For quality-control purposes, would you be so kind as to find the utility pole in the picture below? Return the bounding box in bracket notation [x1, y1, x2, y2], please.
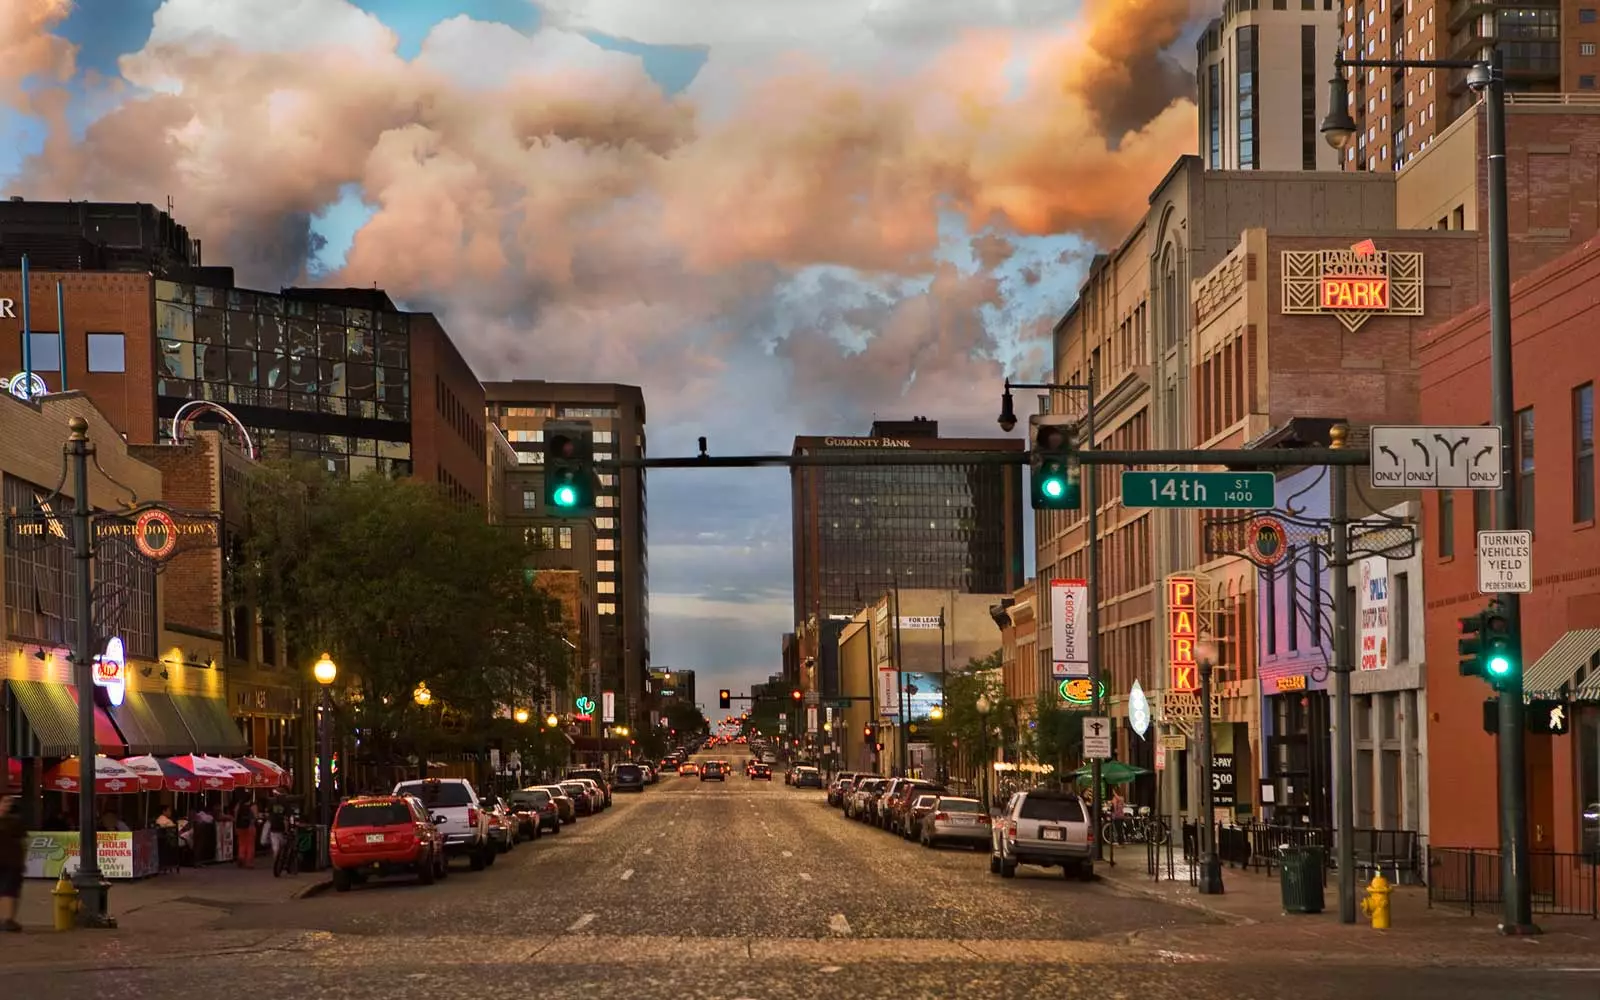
[1084, 363, 1103, 861]
[1330, 436, 1357, 922]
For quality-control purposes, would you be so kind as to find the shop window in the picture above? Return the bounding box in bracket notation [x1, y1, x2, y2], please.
[27, 333, 60, 371]
[1580, 704, 1600, 855]
[1576, 384, 1594, 522]
[1437, 491, 1455, 558]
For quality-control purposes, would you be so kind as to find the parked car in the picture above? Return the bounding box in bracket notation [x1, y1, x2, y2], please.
[885, 780, 945, 835]
[392, 777, 493, 871]
[846, 778, 887, 820]
[904, 793, 940, 840]
[919, 796, 991, 849]
[509, 788, 560, 837]
[483, 797, 517, 853]
[559, 780, 599, 816]
[700, 761, 727, 782]
[330, 794, 449, 891]
[990, 788, 1094, 880]
[827, 772, 857, 806]
[566, 767, 613, 807]
[612, 762, 647, 793]
[792, 766, 824, 789]
[536, 784, 577, 826]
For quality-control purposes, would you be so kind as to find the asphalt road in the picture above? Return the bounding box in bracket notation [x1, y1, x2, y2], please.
[4, 754, 1599, 999]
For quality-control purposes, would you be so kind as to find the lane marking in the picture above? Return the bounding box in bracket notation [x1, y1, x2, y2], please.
[643, 847, 654, 855]
[827, 913, 852, 936]
[781, 850, 793, 858]
[620, 869, 635, 881]
[567, 913, 595, 932]
[799, 872, 812, 881]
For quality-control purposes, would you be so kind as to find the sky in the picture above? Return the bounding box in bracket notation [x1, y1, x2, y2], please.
[0, 0, 1209, 714]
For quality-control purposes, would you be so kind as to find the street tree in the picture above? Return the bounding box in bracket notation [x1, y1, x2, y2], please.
[926, 650, 1013, 786]
[235, 462, 575, 762]
[1026, 694, 1084, 781]
[661, 700, 709, 737]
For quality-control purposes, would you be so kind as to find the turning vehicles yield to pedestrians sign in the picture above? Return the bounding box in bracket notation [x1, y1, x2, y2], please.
[1082, 716, 1111, 759]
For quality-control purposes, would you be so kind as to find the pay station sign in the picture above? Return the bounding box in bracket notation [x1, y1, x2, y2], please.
[1477, 530, 1532, 593]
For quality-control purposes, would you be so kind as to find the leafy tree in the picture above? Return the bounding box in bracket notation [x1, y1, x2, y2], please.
[925, 650, 1015, 783]
[661, 700, 708, 737]
[1026, 695, 1085, 782]
[235, 462, 574, 762]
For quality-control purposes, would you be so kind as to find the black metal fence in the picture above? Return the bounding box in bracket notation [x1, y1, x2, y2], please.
[1428, 847, 1600, 918]
[1124, 817, 1421, 885]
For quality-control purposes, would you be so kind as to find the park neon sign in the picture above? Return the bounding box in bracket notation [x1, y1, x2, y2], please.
[1319, 275, 1389, 310]
[1167, 575, 1199, 694]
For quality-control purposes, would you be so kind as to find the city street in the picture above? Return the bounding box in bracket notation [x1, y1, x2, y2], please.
[3, 757, 1599, 999]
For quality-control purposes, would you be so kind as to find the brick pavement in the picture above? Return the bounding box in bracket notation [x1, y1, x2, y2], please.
[11, 862, 324, 934]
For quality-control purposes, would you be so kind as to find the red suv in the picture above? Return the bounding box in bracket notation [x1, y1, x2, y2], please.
[329, 794, 448, 891]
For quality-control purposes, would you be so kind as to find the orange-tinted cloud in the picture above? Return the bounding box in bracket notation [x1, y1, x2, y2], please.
[0, 0, 75, 111]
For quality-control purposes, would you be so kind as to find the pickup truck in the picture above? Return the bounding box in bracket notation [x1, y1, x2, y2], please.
[393, 777, 494, 871]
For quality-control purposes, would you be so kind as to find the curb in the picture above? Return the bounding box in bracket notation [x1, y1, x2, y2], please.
[1096, 870, 1261, 926]
[292, 879, 332, 900]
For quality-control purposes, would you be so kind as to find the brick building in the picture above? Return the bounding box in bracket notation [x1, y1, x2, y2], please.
[0, 392, 244, 824]
[1419, 233, 1600, 860]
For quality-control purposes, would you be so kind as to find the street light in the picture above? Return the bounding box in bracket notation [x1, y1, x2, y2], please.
[313, 653, 337, 840]
[514, 707, 530, 724]
[545, 713, 560, 729]
[976, 694, 991, 811]
[1320, 48, 1533, 936]
[929, 705, 944, 721]
[412, 682, 431, 707]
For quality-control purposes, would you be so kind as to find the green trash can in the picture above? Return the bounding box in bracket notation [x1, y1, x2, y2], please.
[1279, 846, 1325, 914]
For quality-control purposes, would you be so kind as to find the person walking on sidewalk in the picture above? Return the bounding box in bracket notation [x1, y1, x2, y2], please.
[0, 794, 25, 932]
[265, 793, 289, 864]
[234, 797, 258, 869]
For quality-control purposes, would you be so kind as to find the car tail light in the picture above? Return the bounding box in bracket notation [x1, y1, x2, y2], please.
[1007, 821, 1018, 838]
[1086, 825, 1095, 842]
[978, 814, 991, 825]
[933, 812, 949, 821]
[467, 807, 479, 827]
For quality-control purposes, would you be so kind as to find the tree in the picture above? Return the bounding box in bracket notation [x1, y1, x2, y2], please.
[661, 700, 708, 737]
[235, 462, 574, 763]
[1026, 695, 1085, 782]
[925, 650, 1015, 784]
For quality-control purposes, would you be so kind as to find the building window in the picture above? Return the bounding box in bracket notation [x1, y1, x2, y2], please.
[1437, 491, 1455, 558]
[558, 526, 573, 550]
[1301, 25, 1319, 169]
[1583, 42, 1597, 56]
[1583, 75, 1598, 89]
[597, 559, 615, 573]
[4, 475, 77, 645]
[539, 526, 556, 548]
[595, 517, 615, 531]
[597, 581, 615, 595]
[1392, 571, 1410, 662]
[597, 495, 615, 508]
[1309, 544, 1322, 645]
[593, 430, 613, 444]
[596, 537, 614, 551]
[598, 602, 616, 616]
[522, 490, 538, 511]
[1286, 547, 1299, 652]
[27, 333, 61, 372]
[1583, 8, 1598, 22]
[1265, 566, 1278, 655]
[1236, 25, 1259, 169]
[1577, 383, 1595, 522]
[1208, 63, 1222, 168]
[87, 333, 126, 373]
[1517, 407, 1535, 532]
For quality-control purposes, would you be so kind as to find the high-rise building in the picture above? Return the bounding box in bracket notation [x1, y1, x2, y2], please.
[790, 417, 1025, 679]
[1335, 0, 1598, 172]
[484, 381, 649, 727]
[1195, 0, 1346, 171]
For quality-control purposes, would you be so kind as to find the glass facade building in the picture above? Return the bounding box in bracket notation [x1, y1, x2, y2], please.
[154, 281, 413, 478]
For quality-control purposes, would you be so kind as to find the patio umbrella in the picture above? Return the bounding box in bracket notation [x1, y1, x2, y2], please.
[1071, 760, 1151, 785]
[119, 755, 211, 793]
[167, 755, 237, 791]
[44, 757, 143, 795]
[209, 757, 257, 788]
[237, 756, 288, 788]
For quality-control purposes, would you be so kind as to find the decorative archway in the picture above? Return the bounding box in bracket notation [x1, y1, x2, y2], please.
[171, 400, 258, 460]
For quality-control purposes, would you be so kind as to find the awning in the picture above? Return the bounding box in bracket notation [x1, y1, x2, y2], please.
[5, 680, 125, 757]
[1523, 629, 1600, 700]
[168, 694, 247, 754]
[107, 689, 197, 756]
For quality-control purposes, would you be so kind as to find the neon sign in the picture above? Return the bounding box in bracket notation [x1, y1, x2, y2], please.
[171, 400, 259, 460]
[1058, 678, 1107, 706]
[574, 695, 595, 721]
[1128, 679, 1151, 737]
[94, 636, 126, 708]
[1, 372, 47, 401]
[1167, 575, 1199, 693]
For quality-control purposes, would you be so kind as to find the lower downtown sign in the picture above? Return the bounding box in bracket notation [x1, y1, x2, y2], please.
[7, 500, 220, 564]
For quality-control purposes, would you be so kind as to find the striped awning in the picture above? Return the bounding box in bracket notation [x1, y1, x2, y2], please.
[5, 681, 126, 757]
[168, 694, 247, 754]
[1523, 629, 1600, 701]
[108, 689, 197, 756]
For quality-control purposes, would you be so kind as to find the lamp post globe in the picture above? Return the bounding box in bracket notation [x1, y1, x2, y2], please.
[413, 683, 432, 707]
[975, 694, 991, 716]
[545, 713, 560, 728]
[313, 652, 337, 686]
[1319, 72, 1358, 150]
[514, 707, 530, 724]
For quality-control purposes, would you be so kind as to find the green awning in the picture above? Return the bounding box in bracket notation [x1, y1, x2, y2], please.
[5, 680, 126, 757]
[169, 694, 246, 754]
[109, 689, 197, 756]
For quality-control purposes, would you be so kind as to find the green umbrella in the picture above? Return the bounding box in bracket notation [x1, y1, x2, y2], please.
[1071, 760, 1150, 784]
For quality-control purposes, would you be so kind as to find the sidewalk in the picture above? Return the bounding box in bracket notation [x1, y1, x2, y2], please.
[1097, 849, 1600, 960]
[12, 862, 325, 934]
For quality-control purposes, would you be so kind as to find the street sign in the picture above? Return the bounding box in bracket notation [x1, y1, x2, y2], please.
[1159, 732, 1187, 751]
[1370, 425, 1502, 490]
[1211, 754, 1236, 806]
[1477, 530, 1531, 593]
[1082, 716, 1112, 759]
[1121, 471, 1274, 509]
[804, 690, 819, 706]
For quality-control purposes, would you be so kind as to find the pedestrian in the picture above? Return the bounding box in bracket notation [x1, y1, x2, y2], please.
[266, 793, 289, 863]
[0, 793, 25, 932]
[234, 797, 258, 869]
[1110, 786, 1127, 841]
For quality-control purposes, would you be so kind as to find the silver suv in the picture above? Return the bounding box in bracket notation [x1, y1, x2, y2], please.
[990, 788, 1094, 880]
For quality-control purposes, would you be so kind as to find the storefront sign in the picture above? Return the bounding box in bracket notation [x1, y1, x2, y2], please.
[1280, 242, 1425, 333]
[1274, 674, 1308, 693]
[1211, 754, 1236, 807]
[0, 298, 15, 318]
[1359, 556, 1390, 670]
[1, 371, 47, 401]
[1127, 680, 1151, 737]
[93, 636, 126, 707]
[1057, 677, 1107, 706]
[1159, 691, 1223, 720]
[574, 695, 595, 722]
[1167, 575, 1199, 693]
[23, 830, 159, 880]
[1051, 578, 1089, 679]
[898, 616, 942, 630]
[601, 690, 615, 724]
[822, 437, 913, 448]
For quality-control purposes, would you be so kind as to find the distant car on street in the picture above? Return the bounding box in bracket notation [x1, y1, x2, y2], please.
[792, 766, 823, 789]
[700, 761, 727, 782]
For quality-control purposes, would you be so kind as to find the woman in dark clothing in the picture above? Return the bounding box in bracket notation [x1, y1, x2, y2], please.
[0, 794, 25, 931]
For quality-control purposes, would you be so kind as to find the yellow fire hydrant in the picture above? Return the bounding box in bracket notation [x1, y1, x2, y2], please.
[52, 871, 80, 932]
[1360, 873, 1392, 930]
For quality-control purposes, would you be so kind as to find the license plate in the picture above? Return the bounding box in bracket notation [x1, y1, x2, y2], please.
[365, 834, 386, 844]
[1040, 827, 1064, 840]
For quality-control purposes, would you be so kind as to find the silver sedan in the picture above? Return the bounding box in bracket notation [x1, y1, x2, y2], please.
[918, 796, 991, 849]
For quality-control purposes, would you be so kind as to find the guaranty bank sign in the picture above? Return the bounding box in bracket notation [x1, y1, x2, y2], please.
[823, 437, 913, 448]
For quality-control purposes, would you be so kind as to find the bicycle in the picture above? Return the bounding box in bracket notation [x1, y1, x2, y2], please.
[273, 822, 317, 878]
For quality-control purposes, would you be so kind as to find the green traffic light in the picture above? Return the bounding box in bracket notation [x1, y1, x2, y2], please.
[1042, 477, 1065, 499]
[553, 484, 578, 507]
[1487, 654, 1512, 677]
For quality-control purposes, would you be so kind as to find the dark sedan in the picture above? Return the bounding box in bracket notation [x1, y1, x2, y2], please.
[612, 762, 647, 793]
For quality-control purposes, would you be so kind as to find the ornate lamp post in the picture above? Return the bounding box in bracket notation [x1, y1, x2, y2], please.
[976, 694, 991, 812]
[413, 681, 432, 779]
[313, 653, 337, 835]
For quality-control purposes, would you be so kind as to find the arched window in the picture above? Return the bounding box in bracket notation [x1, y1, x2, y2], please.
[1161, 246, 1179, 349]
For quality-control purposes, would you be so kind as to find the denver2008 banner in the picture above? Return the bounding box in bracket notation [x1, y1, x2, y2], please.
[23, 830, 159, 880]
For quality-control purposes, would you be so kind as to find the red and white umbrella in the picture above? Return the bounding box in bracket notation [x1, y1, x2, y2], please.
[44, 757, 143, 795]
[118, 755, 215, 793]
[209, 757, 256, 787]
[237, 756, 288, 788]
[167, 755, 237, 791]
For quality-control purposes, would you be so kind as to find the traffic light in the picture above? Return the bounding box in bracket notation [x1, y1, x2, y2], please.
[543, 420, 599, 515]
[791, 689, 803, 701]
[1028, 413, 1081, 510]
[718, 689, 731, 710]
[1458, 599, 1517, 689]
[863, 724, 874, 739]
